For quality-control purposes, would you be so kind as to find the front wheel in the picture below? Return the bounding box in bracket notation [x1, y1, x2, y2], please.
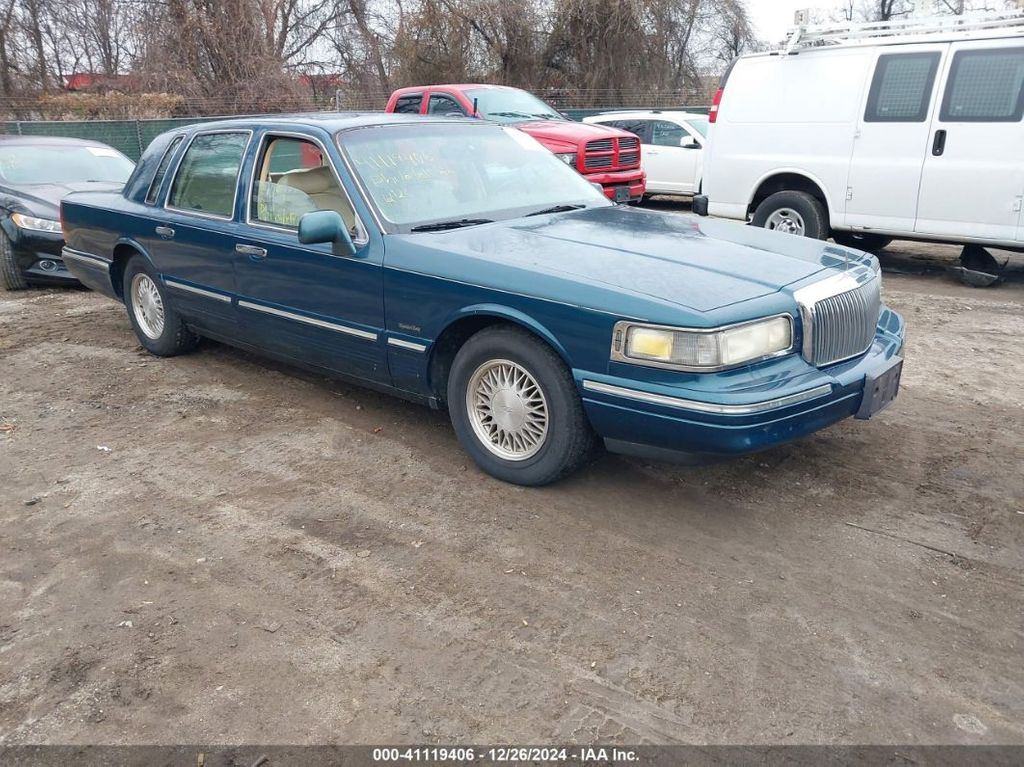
[447, 325, 597, 486]
[0, 231, 28, 290]
[751, 191, 829, 240]
[123, 256, 199, 356]
[832, 231, 893, 252]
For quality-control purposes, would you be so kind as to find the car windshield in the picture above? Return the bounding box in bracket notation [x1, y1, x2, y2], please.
[686, 117, 709, 137]
[0, 144, 135, 185]
[339, 123, 610, 231]
[464, 87, 563, 124]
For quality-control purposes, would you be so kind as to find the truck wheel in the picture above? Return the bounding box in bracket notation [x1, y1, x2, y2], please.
[123, 256, 199, 357]
[832, 232, 892, 252]
[447, 325, 597, 486]
[0, 232, 29, 290]
[752, 191, 828, 240]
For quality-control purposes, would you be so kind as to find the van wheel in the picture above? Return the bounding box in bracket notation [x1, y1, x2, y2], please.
[752, 191, 828, 240]
[0, 232, 29, 290]
[447, 325, 597, 486]
[123, 256, 199, 357]
[832, 232, 893, 252]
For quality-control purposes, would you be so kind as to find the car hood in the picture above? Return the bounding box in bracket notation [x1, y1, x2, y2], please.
[409, 206, 864, 313]
[512, 119, 630, 150]
[1, 181, 124, 219]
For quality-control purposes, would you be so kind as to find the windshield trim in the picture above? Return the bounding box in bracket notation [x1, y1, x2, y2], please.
[335, 122, 610, 235]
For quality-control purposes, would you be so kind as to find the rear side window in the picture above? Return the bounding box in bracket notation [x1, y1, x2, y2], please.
[865, 52, 941, 122]
[393, 93, 423, 114]
[168, 132, 249, 218]
[601, 119, 650, 143]
[145, 135, 184, 205]
[940, 47, 1024, 122]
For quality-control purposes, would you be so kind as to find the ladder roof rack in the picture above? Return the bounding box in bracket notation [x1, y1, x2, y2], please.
[783, 10, 1024, 53]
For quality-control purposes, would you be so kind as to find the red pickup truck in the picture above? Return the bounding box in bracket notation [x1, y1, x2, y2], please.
[385, 84, 646, 203]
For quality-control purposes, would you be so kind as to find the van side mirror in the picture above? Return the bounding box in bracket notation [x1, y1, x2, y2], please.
[298, 210, 357, 256]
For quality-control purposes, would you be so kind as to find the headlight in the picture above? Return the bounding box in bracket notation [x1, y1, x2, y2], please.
[11, 212, 62, 234]
[554, 152, 577, 168]
[611, 316, 794, 371]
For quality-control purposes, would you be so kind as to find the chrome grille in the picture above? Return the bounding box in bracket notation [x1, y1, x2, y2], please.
[584, 155, 613, 170]
[798, 273, 881, 367]
[586, 138, 614, 152]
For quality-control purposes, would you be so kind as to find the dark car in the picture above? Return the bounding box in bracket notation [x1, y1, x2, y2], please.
[60, 115, 905, 486]
[0, 135, 135, 289]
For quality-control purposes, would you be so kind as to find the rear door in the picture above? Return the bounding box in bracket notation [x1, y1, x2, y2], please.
[915, 40, 1024, 244]
[232, 130, 387, 383]
[844, 44, 946, 232]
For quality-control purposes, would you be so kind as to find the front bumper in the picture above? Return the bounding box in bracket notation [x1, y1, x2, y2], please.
[7, 228, 78, 284]
[578, 307, 905, 463]
[585, 169, 646, 202]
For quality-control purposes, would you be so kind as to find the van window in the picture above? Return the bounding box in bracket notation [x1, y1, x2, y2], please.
[167, 132, 249, 218]
[393, 93, 423, 114]
[865, 52, 940, 122]
[940, 47, 1024, 122]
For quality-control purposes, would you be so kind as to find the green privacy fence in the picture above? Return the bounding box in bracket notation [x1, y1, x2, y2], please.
[1, 107, 710, 161]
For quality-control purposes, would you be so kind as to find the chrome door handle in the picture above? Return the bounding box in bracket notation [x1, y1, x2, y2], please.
[155, 226, 175, 239]
[235, 243, 268, 260]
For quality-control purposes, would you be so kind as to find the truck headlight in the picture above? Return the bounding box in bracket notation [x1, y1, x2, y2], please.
[554, 152, 577, 168]
[11, 212, 62, 234]
[611, 316, 794, 371]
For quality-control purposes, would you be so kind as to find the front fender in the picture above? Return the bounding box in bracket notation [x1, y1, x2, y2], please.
[439, 303, 573, 366]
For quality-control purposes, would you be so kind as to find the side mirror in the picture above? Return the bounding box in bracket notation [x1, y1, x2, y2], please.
[680, 139, 701, 150]
[298, 210, 357, 257]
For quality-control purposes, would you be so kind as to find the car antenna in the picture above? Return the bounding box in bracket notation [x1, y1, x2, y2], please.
[472, 97, 479, 118]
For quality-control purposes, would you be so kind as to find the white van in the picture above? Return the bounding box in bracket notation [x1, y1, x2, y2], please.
[695, 13, 1024, 253]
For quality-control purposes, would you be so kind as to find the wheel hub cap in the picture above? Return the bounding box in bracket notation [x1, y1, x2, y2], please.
[131, 273, 165, 340]
[765, 208, 806, 236]
[466, 359, 548, 462]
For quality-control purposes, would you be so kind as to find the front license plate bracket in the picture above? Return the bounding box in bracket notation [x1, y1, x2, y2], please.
[855, 356, 903, 420]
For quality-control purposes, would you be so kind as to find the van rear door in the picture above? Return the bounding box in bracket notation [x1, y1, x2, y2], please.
[914, 40, 1024, 244]
[844, 44, 947, 233]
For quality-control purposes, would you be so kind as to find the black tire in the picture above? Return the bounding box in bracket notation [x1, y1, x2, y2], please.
[123, 256, 199, 357]
[751, 190, 829, 240]
[0, 231, 29, 290]
[447, 325, 597, 486]
[832, 231, 893, 252]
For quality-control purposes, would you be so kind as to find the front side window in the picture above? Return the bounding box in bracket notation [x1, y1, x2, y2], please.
[393, 93, 423, 114]
[339, 123, 609, 231]
[650, 120, 688, 147]
[599, 119, 650, 143]
[250, 135, 359, 236]
[684, 117, 709, 137]
[146, 135, 184, 205]
[428, 94, 465, 116]
[940, 47, 1024, 122]
[865, 52, 941, 122]
[168, 132, 248, 218]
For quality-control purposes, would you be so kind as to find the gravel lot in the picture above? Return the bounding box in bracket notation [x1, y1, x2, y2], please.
[1, 217, 1022, 745]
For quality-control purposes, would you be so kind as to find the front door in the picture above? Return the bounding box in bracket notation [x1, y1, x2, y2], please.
[645, 119, 701, 195]
[844, 44, 947, 233]
[233, 131, 387, 383]
[147, 130, 253, 336]
[915, 40, 1024, 244]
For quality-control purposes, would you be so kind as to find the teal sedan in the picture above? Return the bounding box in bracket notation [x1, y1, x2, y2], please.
[59, 114, 905, 485]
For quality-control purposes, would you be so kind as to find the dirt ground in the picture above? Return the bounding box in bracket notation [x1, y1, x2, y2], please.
[1, 224, 1022, 745]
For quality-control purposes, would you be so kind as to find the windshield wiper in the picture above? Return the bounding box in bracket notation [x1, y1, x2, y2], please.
[525, 204, 586, 217]
[410, 218, 494, 232]
[485, 111, 533, 119]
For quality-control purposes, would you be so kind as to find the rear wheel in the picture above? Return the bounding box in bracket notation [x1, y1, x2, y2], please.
[752, 191, 829, 240]
[447, 325, 596, 486]
[123, 256, 199, 357]
[832, 231, 893, 252]
[0, 232, 28, 290]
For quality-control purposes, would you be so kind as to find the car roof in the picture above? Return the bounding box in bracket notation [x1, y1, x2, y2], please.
[0, 134, 117, 148]
[586, 110, 708, 120]
[185, 111, 476, 133]
[391, 84, 521, 94]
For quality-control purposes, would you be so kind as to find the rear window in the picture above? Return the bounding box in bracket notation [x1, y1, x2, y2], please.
[865, 52, 940, 122]
[940, 47, 1024, 122]
[392, 93, 423, 114]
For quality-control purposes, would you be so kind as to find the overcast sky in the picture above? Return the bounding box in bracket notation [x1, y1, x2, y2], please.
[746, 0, 850, 45]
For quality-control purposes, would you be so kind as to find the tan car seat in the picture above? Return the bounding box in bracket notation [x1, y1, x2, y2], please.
[277, 167, 356, 232]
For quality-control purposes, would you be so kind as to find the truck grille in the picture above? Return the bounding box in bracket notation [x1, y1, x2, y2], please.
[797, 273, 881, 367]
[583, 136, 641, 172]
